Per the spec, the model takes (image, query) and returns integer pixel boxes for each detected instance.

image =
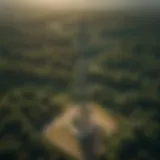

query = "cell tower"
[43,15,117,160]
[71,18,99,160]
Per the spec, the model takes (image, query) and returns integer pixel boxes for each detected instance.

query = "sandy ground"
[43,103,117,160]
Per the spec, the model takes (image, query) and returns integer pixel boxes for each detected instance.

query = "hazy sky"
[1,0,160,10]
[19,0,160,9]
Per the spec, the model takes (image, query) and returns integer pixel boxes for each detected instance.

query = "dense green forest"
[0,11,160,160]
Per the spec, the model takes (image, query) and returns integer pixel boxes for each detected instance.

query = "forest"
[0,10,160,160]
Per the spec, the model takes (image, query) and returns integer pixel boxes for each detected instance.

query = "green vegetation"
[0,11,160,160]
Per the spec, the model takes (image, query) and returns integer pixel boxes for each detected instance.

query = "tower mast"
[71,16,98,160]
[72,17,90,103]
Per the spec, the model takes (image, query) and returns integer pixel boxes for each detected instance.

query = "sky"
[0,0,160,11]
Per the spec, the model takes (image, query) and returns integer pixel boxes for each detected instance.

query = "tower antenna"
[71,15,99,160]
